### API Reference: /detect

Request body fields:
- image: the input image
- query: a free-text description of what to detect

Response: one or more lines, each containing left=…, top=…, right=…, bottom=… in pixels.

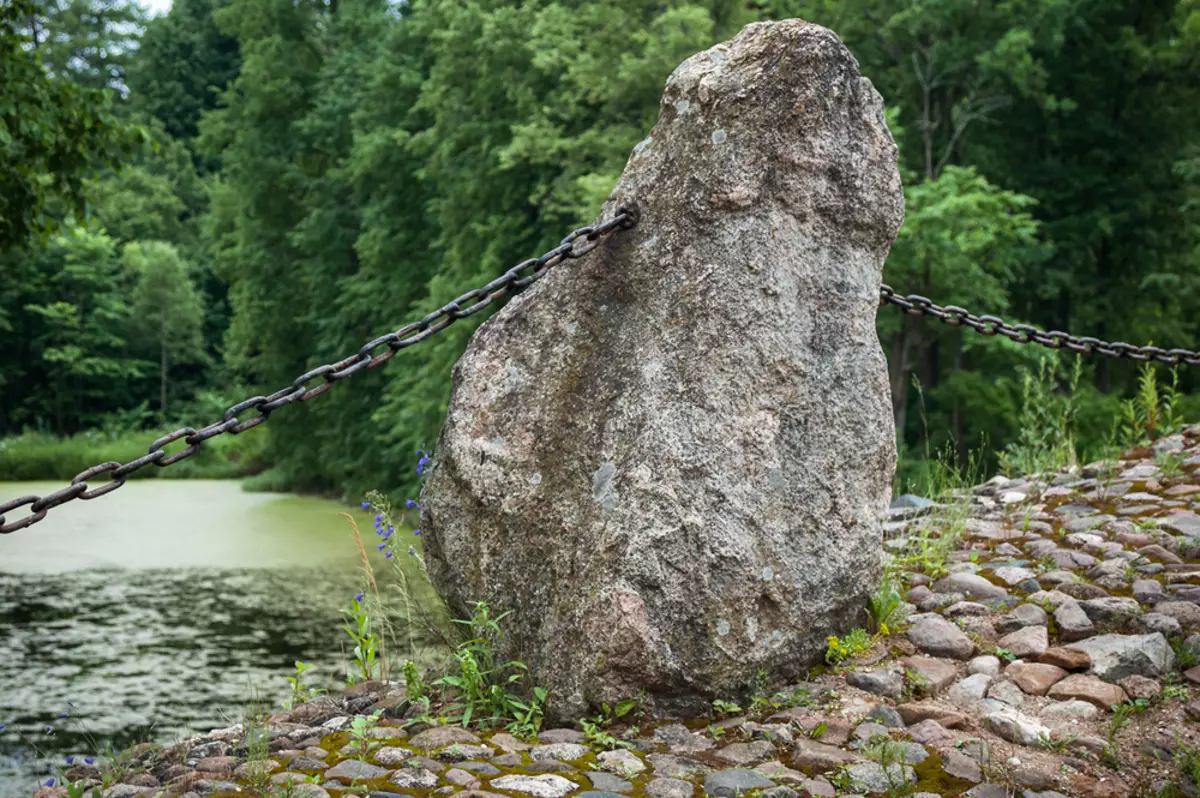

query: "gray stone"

left=646, top=779, right=695, bottom=798
left=389, top=768, right=441, bottom=789
left=850, top=721, right=890, bottom=748
left=287, top=755, right=328, bottom=771
left=941, top=750, right=983, bottom=783
left=983, top=712, right=1051, bottom=747
left=588, top=772, right=634, bottom=793
left=437, top=743, right=493, bottom=762
left=866, top=704, right=905, bottom=728
left=996, top=604, right=1048, bottom=634
left=947, top=673, right=993, bottom=706
left=647, top=755, right=711, bottom=779
left=193, top=783, right=241, bottom=797
left=539, top=729, right=587, bottom=744
left=491, top=775, right=579, bottom=798
left=654, top=724, right=715, bottom=754
left=1066, top=633, right=1176, bottom=680
left=907, top=616, right=975, bottom=660
left=934, top=573, right=1008, bottom=600
left=459, top=761, right=502, bottom=775
left=532, top=743, right=588, bottom=762
left=324, top=758, right=390, bottom=782
left=598, top=749, right=648, bottom=777
left=105, top=787, right=153, bottom=798
left=526, top=760, right=577, bottom=774
left=846, top=668, right=903, bottom=699
left=1159, top=512, right=1200, bottom=536
left=1154, top=601, right=1200, bottom=631
left=790, top=738, right=859, bottom=768
left=1080, top=597, right=1142, bottom=626
left=986, top=680, right=1025, bottom=708
left=1135, top=612, right=1183, bottom=637
left=421, top=19, right=905, bottom=720
left=578, top=793, right=629, bottom=798
left=1053, top=600, right=1095, bottom=642
left=409, top=726, right=481, bottom=750
left=844, top=762, right=917, bottom=794
left=997, top=625, right=1048, bottom=659
left=1041, top=700, right=1099, bottom=722
left=968, top=656, right=1001, bottom=677
left=702, top=769, right=775, bottom=798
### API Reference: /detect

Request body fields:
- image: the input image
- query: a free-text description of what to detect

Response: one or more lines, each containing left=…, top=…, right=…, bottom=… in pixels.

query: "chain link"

left=880, top=284, right=1200, bottom=366
left=11, top=216, right=1200, bottom=535
left=0, top=207, right=639, bottom=535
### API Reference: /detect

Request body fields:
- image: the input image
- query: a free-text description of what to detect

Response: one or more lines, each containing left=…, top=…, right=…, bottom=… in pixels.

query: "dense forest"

left=2, top=0, right=1199, bottom=501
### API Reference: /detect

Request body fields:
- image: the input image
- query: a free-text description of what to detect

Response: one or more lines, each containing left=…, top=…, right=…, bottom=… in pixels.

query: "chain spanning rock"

left=422, top=18, right=904, bottom=722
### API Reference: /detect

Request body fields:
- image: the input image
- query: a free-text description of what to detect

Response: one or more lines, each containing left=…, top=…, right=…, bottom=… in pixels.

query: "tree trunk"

left=160, top=342, right=168, bottom=420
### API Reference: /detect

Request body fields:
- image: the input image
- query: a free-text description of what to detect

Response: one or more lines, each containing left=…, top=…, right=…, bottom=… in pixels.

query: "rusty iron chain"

left=0, top=208, right=639, bottom=535
left=880, top=284, right=1200, bottom=366
left=9, top=214, right=1200, bottom=536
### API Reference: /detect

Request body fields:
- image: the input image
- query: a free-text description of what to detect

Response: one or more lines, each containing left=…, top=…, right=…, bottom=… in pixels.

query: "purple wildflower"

left=45, top=726, right=53, bottom=734
left=361, top=501, right=370, bottom=510
left=85, top=757, right=94, bottom=765
left=384, top=551, right=394, bottom=559
left=354, top=592, right=364, bottom=602
left=413, top=529, right=422, bottom=536
left=66, top=756, right=74, bottom=765
left=405, top=499, right=419, bottom=509
left=44, top=779, right=54, bottom=787
left=408, top=546, right=417, bottom=557
left=377, top=543, right=386, bottom=551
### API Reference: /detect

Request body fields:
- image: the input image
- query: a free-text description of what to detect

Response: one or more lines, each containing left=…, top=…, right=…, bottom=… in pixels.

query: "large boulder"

left=422, top=20, right=903, bottom=719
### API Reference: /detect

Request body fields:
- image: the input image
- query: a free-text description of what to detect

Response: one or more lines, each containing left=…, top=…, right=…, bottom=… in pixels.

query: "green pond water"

left=0, top=480, right=436, bottom=794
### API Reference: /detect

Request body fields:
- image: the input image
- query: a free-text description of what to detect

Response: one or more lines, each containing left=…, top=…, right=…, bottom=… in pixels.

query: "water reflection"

left=0, top=481, right=435, bottom=794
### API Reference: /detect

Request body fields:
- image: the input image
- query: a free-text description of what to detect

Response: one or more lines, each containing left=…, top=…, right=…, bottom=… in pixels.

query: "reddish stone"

left=1005, top=661, right=1067, bottom=695
left=1047, top=674, right=1128, bottom=710
left=1039, top=647, right=1091, bottom=670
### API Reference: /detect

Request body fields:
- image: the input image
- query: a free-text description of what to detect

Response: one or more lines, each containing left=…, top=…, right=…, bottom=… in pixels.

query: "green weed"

left=1118, top=362, right=1185, bottom=447
left=868, top=576, right=904, bottom=634
left=826, top=628, right=872, bottom=665
left=285, top=661, right=322, bottom=709
left=341, top=594, right=382, bottom=686
left=999, top=353, right=1082, bottom=476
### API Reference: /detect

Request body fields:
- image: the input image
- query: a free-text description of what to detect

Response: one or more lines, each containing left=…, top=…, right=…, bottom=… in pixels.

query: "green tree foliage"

left=125, top=241, right=208, bottom=419
left=3, top=0, right=1200, bottom=496
left=0, top=0, right=141, bottom=251
left=18, top=228, right=147, bottom=433
left=128, top=0, right=241, bottom=150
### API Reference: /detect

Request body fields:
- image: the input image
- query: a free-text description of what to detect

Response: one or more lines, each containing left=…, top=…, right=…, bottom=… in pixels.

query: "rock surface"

left=421, top=19, right=904, bottom=718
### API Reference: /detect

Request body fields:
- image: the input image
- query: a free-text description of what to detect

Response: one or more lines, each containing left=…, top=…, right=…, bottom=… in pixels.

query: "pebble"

left=702, top=769, right=774, bottom=798
left=492, top=775, right=579, bottom=798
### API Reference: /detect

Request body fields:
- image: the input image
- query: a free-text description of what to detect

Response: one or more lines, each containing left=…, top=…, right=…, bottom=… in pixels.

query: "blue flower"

left=45, top=726, right=53, bottom=734
left=413, top=529, right=422, bottom=536
left=416, top=451, right=431, bottom=476
left=57, top=712, right=68, bottom=718
left=361, top=501, right=370, bottom=510
left=354, top=592, right=364, bottom=602
left=377, top=543, right=386, bottom=551
left=85, top=757, right=94, bottom=765
left=0, top=723, right=5, bottom=731
left=43, top=778, right=54, bottom=787
left=408, top=546, right=417, bottom=557
left=405, top=499, right=419, bottom=509
left=375, top=514, right=383, bottom=524
left=384, top=551, right=394, bottom=559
